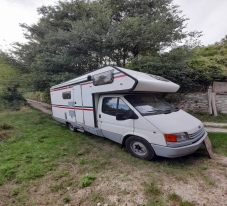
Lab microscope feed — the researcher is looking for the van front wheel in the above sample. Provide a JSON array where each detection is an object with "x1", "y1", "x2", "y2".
[{"x1": 125, "y1": 136, "x2": 156, "y2": 160}]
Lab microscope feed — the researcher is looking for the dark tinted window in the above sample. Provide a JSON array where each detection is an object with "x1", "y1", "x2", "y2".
[
  {"x1": 118, "y1": 99, "x2": 134, "y2": 119},
  {"x1": 102, "y1": 97, "x2": 117, "y2": 116},
  {"x1": 62, "y1": 91, "x2": 71, "y2": 99}
]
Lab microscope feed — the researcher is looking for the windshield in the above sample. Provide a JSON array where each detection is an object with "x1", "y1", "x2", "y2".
[{"x1": 124, "y1": 94, "x2": 178, "y2": 116}]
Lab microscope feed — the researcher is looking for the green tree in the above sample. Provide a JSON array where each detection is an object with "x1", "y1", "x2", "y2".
[
  {"x1": 0, "y1": 51, "x2": 26, "y2": 110},
  {"x1": 13, "y1": 0, "x2": 194, "y2": 92},
  {"x1": 130, "y1": 39, "x2": 227, "y2": 91},
  {"x1": 129, "y1": 46, "x2": 197, "y2": 90},
  {"x1": 187, "y1": 42, "x2": 227, "y2": 84}
]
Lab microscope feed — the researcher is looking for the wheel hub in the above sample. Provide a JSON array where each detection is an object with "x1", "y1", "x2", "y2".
[{"x1": 130, "y1": 141, "x2": 147, "y2": 156}]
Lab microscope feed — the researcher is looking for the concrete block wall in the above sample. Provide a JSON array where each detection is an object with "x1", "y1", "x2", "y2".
[{"x1": 166, "y1": 93, "x2": 227, "y2": 114}]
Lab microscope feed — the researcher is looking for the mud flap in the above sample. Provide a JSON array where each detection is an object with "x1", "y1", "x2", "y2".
[{"x1": 203, "y1": 136, "x2": 215, "y2": 159}]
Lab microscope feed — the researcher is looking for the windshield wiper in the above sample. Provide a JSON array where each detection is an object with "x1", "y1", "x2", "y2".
[{"x1": 163, "y1": 109, "x2": 172, "y2": 114}]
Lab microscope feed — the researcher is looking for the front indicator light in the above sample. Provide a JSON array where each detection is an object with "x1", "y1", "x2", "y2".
[
  {"x1": 164, "y1": 134, "x2": 177, "y2": 142},
  {"x1": 164, "y1": 133, "x2": 189, "y2": 142}
]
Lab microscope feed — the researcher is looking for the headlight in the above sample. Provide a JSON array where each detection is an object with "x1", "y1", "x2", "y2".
[
  {"x1": 164, "y1": 132, "x2": 189, "y2": 142},
  {"x1": 174, "y1": 132, "x2": 189, "y2": 142}
]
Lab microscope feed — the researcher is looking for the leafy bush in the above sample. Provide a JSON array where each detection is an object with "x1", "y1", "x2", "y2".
[
  {"x1": 78, "y1": 174, "x2": 95, "y2": 187},
  {"x1": 130, "y1": 43, "x2": 227, "y2": 92},
  {"x1": 0, "y1": 123, "x2": 13, "y2": 130},
  {"x1": 0, "y1": 83, "x2": 27, "y2": 111}
]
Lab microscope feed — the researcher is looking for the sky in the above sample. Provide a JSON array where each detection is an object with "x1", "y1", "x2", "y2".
[{"x1": 0, "y1": 0, "x2": 227, "y2": 51}]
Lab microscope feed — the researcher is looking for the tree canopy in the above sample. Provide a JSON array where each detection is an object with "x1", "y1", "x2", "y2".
[
  {"x1": 13, "y1": 0, "x2": 194, "y2": 91},
  {"x1": 9, "y1": 0, "x2": 226, "y2": 95},
  {"x1": 0, "y1": 51, "x2": 26, "y2": 110}
]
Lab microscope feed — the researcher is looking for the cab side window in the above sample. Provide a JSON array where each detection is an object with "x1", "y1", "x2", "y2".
[
  {"x1": 102, "y1": 97, "x2": 118, "y2": 116},
  {"x1": 118, "y1": 99, "x2": 134, "y2": 119}
]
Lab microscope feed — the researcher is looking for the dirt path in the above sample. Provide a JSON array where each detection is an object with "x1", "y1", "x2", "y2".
[
  {"x1": 27, "y1": 99, "x2": 52, "y2": 115},
  {"x1": 27, "y1": 100, "x2": 227, "y2": 133},
  {"x1": 205, "y1": 127, "x2": 227, "y2": 133},
  {"x1": 203, "y1": 122, "x2": 227, "y2": 133},
  {"x1": 203, "y1": 122, "x2": 227, "y2": 127}
]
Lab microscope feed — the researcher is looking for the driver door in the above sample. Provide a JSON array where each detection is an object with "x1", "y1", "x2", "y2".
[{"x1": 98, "y1": 96, "x2": 134, "y2": 143}]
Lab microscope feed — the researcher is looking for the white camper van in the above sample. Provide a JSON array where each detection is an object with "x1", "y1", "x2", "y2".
[{"x1": 50, "y1": 66, "x2": 207, "y2": 160}]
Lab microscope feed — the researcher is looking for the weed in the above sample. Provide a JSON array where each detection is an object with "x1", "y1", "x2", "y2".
[
  {"x1": 78, "y1": 158, "x2": 87, "y2": 166},
  {"x1": 63, "y1": 196, "x2": 70, "y2": 203},
  {"x1": 91, "y1": 192, "x2": 102, "y2": 203},
  {"x1": 0, "y1": 131, "x2": 11, "y2": 141},
  {"x1": 199, "y1": 165, "x2": 208, "y2": 171},
  {"x1": 143, "y1": 181, "x2": 161, "y2": 196},
  {"x1": 10, "y1": 187, "x2": 20, "y2": 196},
  {"x1": 78, "y1": 174, "x2": 95, "y2": 187},
  {"x1": 168, "y1": 193, "x2": 182, "y2": 202},
  {"x1": 76, "y1": 149, "x2": 87, "y2": 156},
  {"x1": 146, "y1": 199, "x2": 165, "y2": 206},
  {"x1": 179, "y1": 201, "x2": 195, "y2": 206},
  {"x1": 201, "y1": 175, "x2": 215, "y2": 186},
  {"x1": 0, "y1": 123, "x2": 13, "y2": 130},
  {"x1": 50, "y1": 182, "x2": 64, "y2": 192},
  {"x1": 53, "y1": 167, "x2": 69, "y2": 180},
  {"x1": 31, "y1": 116, "x2": 43, "y2": 124}
]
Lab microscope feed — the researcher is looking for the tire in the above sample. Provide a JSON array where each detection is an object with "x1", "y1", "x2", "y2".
[
  {"x1": 67, "y1": 123, "x2": 77, "y2": 132},
  {"x1": 125, "y1": 136, "x2": 156, "y2": 160}
]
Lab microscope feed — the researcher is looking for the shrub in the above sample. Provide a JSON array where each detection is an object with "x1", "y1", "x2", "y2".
[
  {"x1": 0, "y1": 83, "x2": 27, "y2": 111},
  {"x1": 78, "y1": 174, "x2": 95, "y2": 187}
]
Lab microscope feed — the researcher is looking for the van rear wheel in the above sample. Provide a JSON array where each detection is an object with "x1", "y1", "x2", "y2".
[
  {"x1": 125, "y1": 136, "x2": 156, "y2": 160},
  {"x1": 67, "y1": 123, "x2": 77, "y2": 132}
]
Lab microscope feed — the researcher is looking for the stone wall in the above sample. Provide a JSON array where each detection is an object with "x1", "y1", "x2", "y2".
[{"x1": 166, "y1": 93, "x2": 227, "y2": 114}]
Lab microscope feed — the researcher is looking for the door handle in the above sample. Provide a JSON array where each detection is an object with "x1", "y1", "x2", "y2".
[
  {"x1": 99, "y1": 114, "x2": 101, "y2": 118},
  {"x1": 75, "y1": 102, "x2": 76, "y2": 104}
]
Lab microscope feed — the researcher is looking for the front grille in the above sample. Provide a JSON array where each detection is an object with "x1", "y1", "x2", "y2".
[{"x1": 189, "y1": 127, "x2": 205, "y2": 140}]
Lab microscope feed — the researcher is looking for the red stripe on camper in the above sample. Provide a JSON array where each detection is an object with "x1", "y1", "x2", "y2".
[
  {"x1": 52, "y1": 105, "x2": 74, "y2": 110},
  {"x1": 114, "y1": 74, "x2": 127, "y2": 79},
  {"x1": 75, "y1": 108, "x2": 93, "y2": 111},
  {"x1": 52, "y1": 105, "x2": 93, "y2": 111},
  {"x1": 83, "y1": 108, "x2": 93, "y2": 111},
  {"x1": 50, "y1": 86, "x2": 73, "y2": 92}
]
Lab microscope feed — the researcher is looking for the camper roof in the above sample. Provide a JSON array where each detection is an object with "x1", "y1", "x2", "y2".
[{"x1": 50, "y1": 65, "x2": 179, "y2": 93}]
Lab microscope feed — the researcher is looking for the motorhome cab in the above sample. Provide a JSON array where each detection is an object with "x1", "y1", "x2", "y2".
[{"x1": 50, "y1": 66, "x2": 207, "y2": 160}]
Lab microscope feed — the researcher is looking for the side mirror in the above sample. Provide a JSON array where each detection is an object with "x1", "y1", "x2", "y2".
[
  {"x1": 116, "y1": 113, "x2": 125, "y2": 121},
  {"x1": 116, "y1": 113, "x2": 138, "y2": 121}
]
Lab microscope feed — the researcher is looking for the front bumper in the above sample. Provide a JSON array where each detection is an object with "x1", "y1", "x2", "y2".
[{"x1": 152, "y1": 132, "x2": 207, "y2": 158}]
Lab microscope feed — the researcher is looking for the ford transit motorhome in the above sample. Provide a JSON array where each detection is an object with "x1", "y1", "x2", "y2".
[{"x1": 50, "y1": 66, "x2": 207, "y2": 160}]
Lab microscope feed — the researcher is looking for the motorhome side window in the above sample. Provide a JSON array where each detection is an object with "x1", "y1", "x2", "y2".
[
  {"x1": 102, "y1": 97, "x2": 117, "y2": 116},
  {"x1": 93, "y1": 70, "x2": 114, "y2": 86},
  {"x1": 62, "y1": 91, "x2": 71, "y2": 99}
]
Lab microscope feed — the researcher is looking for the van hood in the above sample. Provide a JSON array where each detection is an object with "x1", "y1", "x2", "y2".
[{"x1": 144, "y1": 110, "x2": 203, "y2": 134}]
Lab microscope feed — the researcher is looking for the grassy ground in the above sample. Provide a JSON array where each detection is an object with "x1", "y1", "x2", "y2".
[
  {"x1": 0, "y1": 108, "x2": 227, "y2": 206},
  {"x1": 191, "y1": 112, "x2": 227, "y2": 123}
]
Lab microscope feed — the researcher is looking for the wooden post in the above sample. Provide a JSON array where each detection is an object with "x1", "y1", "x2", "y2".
[
  {"x1": 211, "y1": 92, "x2": 218, "y2": 116},
  {"x1": 207, "y1": 86, "x2": 212, "y2": 114}
]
